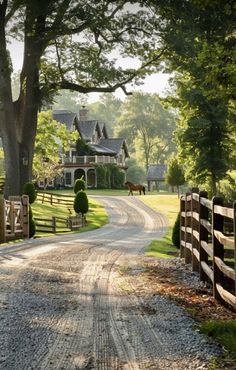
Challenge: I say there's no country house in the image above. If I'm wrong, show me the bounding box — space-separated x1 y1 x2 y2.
51 107 129 188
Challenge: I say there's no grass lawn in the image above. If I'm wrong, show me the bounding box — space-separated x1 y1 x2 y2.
200 320 236 362
31 196 108 237
139 194 180 258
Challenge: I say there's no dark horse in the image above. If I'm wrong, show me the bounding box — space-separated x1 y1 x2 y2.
125 181 145 195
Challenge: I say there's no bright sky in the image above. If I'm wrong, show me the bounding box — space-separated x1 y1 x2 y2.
9 40 171 103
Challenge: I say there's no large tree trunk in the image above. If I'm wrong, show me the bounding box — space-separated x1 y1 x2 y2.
0 3 45 197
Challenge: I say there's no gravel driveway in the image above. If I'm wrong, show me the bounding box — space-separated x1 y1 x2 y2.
0 196 221 370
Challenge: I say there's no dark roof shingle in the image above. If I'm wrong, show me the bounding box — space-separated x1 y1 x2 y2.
99 138 129 157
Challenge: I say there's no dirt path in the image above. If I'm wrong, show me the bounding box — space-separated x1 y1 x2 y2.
0 196 220 370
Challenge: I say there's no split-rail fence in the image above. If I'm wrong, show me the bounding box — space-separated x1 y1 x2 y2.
180 190 236 310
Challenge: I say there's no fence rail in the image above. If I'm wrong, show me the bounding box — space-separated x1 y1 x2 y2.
37 191 74 207
0 195 29 243
35 214 85 234
180 191 236 310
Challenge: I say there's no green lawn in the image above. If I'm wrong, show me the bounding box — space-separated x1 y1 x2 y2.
139 194 180 258
200 320 236 361
32 196 108 237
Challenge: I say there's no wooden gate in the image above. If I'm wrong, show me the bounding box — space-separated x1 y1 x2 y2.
0 195 29 243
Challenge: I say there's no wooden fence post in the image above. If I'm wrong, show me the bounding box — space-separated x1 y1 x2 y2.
199 191 209 282
191 190 199 272
0 198 6 243
50 193 53 205
52 216 56 233
234 201 236 298
212 196 224 302
10 201 15 234
185 192 192 264
180 195 185 258
22 195 29 238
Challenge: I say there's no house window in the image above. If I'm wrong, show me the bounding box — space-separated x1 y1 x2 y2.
65 172 72 186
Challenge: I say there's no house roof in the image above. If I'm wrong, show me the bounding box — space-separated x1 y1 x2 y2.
78 120 101 141
146 164 167 181
88 144 117 155
98 122 108 139
99 138 129 157
53 110 78 131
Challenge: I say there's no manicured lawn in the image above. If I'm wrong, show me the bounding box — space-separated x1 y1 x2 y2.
139 194 180 258
32 196 108 237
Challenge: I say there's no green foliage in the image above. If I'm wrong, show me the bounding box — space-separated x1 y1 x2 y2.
95 164 125 189
76 139 95 156
115 92 176 170
33 111 79 189
74 178 86 193
218 172 236 202
172 212 180 248
0 176 5 194
28 205 36 238
89 94 123 135
154 0 235 195
200 320 236 360
165 157 185 187
23 182 37 204
53 90 81 112
126 158 146 184
73 190 89 215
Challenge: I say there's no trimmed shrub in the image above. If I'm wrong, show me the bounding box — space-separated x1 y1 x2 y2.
74 190 89 215
28 205 36 238
23 182 37 204
172 212 180 248
74 178 86 193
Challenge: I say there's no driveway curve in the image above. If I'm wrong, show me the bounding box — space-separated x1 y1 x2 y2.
0 196 220 370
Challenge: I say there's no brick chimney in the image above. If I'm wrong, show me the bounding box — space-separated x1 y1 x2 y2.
79 106 89 121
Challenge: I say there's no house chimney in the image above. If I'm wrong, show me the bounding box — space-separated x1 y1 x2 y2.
79 106 89 121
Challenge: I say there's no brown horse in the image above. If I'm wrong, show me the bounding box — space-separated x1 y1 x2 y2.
125 181 145 196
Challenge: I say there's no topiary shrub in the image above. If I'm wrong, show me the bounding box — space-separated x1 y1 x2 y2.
74 178 86 193
23 182 37 204
28 205 36 238
172 212 180 248
73 190 89 215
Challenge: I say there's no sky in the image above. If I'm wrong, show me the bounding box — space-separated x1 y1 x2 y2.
9 40 171 103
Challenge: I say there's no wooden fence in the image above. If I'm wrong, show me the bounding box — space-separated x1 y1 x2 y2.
35 214 85 234
0 195 29 243
180 190 236 310
37 191 74 208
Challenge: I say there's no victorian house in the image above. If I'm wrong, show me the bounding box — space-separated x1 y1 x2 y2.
52 107 129 188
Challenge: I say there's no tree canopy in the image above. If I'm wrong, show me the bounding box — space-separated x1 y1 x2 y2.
0 0 163 196
150 0 235 194
115 92 176 170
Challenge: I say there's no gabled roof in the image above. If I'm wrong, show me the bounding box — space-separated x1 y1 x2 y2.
78 120 101 141
99 138 129 157
53 110 78 131
146 164 167 181
88 144 117 155
98 122 108 139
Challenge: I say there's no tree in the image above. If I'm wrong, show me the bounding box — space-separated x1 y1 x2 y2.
89 94 123 135
126 158 146 184
0 1 164 196
74 190 89 215
165 157 185 197
150 0 235 195
33 110 78 189
115 92 176 170
53 90 81 113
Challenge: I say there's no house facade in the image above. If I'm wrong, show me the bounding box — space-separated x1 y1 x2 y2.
52 108 129 188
